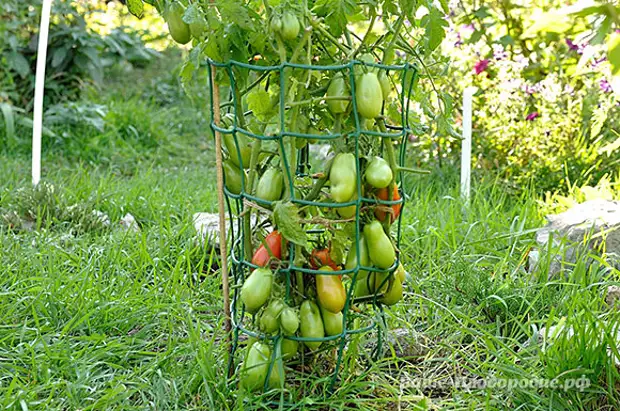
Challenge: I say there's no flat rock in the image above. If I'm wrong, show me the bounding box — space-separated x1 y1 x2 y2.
532 318 620 368
119 213 140 232
193 212 260 247
529 200 620 277
606 285 620 309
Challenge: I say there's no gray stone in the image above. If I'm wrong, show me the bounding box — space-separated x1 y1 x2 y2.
529 200 620 278
119 213 140 232
193 212 261 247
606 285 620 309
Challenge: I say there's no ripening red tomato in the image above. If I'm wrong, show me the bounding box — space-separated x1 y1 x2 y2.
375 185 402 222
252 231 283 268
316 266 346 313
309 248 339 271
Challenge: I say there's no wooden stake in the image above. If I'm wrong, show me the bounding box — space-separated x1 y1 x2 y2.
211 67 233 373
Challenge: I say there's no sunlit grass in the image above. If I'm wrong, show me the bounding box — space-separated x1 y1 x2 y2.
0 53 618 410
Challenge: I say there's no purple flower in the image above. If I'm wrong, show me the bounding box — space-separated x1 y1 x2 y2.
566 38 588 54
474 59 490 75
600 78 613 93
462 24 475 32
522 83 540 95
492 44 508 60
566 38 579 51
525 112 539 121
591 56 607 69
454 32 463 47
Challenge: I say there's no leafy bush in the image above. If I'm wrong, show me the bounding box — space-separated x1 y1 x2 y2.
0 0 159 110
413 0 620 193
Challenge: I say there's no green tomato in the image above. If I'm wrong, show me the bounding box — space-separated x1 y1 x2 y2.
280 337 298 361
241 267 272 314
330 153 357 203
164 2 191 45
363 221 396 270
295 138 308 150
354 53 377 77
223 133 252 168
364 156 393 189
240 341 271 391
280 306 299 335
255 168 283 202
260 312 278 334
280 12 300 40
395 263 406 283
320 305 343 336
380 275 403 306
267 360 284 389
260 300 284 334
355 72 383 119
223 160 245 195
337 193 357 218
345 236 370 275
299 300 324 351
378 72 391 100
270 16 283 33
326 73 350 115
353 273 374 297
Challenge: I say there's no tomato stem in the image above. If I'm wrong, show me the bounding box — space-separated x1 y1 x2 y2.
291 27 312 63
288 95 351 107
397 166 430 174
349 8 377 60
308 17 351 55
244 138 263 261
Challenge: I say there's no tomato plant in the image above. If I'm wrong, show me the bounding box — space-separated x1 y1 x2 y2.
125 0 447 393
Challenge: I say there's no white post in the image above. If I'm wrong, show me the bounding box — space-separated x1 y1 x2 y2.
461 87 476 202
32 0 53 186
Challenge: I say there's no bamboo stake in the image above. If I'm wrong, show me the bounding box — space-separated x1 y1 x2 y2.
210 67 233 375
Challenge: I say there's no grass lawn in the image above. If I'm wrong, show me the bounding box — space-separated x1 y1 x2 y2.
1 54 618 410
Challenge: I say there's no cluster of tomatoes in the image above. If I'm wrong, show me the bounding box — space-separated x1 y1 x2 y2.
236 153 407 390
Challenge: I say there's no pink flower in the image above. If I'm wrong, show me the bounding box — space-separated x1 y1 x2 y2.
474 59 490 75
525 112 539 121
600 78 613 93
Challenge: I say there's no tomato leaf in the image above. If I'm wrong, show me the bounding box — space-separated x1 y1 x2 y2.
219 2 254 31
329 226 351 265
183 3 203 26
273 202 309 248
422 7 447 55
313 0 362 36
247 89 277 122
126 0 144 19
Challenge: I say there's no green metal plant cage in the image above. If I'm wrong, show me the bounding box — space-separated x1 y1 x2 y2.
208 58 418 396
